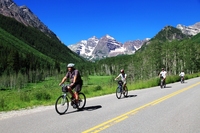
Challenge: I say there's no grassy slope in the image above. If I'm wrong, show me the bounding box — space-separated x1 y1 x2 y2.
0 73 200 112
0 27 54 63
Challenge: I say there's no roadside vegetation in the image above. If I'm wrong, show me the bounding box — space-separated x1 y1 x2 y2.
1 13 200 112
0 73 199 112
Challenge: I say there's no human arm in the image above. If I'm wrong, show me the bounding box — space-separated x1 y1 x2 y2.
115 74 120 80
59 76 67 86
69 70 80 87
125 74 127 79
71 75 77 86
179 72 181 76
158 71 161 77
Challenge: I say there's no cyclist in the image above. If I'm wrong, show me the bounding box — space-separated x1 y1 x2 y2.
179 70 185 81
59 63 83 107
115 69 127 92
159 68 167 85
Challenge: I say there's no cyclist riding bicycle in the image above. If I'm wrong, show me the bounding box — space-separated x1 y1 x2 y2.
159 68 167 85
179 70 185 80
59 63 83 107
115 69 127 91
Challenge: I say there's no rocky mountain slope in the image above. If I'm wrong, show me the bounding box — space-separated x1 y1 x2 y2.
69 22 200 61
176 22 200 36
68 35 150 60
0 0 57 39
1 0 200 61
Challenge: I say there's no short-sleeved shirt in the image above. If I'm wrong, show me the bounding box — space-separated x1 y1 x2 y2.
160 71 167 78
66 69 82 83
179 72 185 77
118 73 127 82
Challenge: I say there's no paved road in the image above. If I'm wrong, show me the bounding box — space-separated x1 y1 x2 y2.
0 77 200 133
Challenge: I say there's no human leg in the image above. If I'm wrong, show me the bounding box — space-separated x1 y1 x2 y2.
67 86 75 98
74 83 82 104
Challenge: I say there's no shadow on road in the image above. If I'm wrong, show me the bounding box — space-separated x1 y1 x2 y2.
64 105 102 115
180 82 187 84
163 86 172 88
82 105 102 111
124 94 137 98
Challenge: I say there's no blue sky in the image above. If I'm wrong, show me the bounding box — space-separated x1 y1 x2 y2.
14 0 200 46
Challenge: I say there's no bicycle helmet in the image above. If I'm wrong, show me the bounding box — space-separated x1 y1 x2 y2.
120 69 124 73
67 63 75 68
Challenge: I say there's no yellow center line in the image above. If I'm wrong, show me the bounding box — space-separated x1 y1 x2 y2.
82 82 200 133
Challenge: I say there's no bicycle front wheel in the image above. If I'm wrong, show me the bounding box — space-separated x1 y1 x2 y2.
160 80 163 88
77 92 86 110
116 86 122 99
55 95 69 115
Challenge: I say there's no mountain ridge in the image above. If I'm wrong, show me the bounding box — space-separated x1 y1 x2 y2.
1 0 200 62
68 35 150 60
68 22 200 61
0 0 57 39
0 0 85 64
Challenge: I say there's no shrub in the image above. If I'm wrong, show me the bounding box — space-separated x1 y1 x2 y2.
94 85 102 91
34 90 51 100
0 97 5 111
20 92 30 102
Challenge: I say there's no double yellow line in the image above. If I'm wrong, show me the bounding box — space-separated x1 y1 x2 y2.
82 82 200 133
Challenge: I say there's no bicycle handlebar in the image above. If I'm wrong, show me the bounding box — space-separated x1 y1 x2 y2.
60 84 69 92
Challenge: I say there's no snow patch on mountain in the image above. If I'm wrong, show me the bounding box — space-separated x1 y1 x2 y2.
176 22 200 36
68 35 148 60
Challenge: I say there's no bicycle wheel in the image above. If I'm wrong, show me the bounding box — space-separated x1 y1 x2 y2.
160 79 163 88
181 78 184 83
123 86 128 97
116 86 122 99
77 92 86 110
55 95 69 115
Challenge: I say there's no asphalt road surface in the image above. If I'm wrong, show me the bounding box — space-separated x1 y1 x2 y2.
0 77 200 133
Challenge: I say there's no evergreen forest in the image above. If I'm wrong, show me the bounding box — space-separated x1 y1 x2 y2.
0 14 200 91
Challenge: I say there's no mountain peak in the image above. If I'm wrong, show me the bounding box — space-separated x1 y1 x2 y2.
105 34 114 40
152 25 189 41
68 35 148 61
176 22 200 36
0 0 57 39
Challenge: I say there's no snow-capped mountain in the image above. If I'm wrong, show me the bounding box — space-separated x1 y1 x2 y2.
68 35 149 60
68 36 99 60
176 22 200 36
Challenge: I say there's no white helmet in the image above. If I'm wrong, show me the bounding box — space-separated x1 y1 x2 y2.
67 63 75 68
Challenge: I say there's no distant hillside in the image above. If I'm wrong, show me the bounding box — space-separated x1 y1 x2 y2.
140 26 191 51
0 0 87 89
90 26 200 81
0 14 86 88
0 0 57 40
152 26 190 41
0 14 84 63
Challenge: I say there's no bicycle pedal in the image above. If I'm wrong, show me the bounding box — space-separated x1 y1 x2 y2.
72 104 77 108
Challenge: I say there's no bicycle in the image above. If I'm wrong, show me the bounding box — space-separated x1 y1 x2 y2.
115 80 128 99
160 76 166 88
55 84 86 115
180 76 184 83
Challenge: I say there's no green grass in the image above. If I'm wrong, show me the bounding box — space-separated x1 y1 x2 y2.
0 73 200 112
